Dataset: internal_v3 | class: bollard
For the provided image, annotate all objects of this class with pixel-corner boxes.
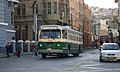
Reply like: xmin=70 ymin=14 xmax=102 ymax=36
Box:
xmin=9 ymin=40 xmax=16 ymax=53
xmin=25 ymin=40 xmax=30 ymax=53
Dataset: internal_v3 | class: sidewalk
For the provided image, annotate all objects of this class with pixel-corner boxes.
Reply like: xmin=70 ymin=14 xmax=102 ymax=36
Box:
xmin=0 ymin=53 xmax=6 ymax=58
xmin=0 ymin=47 xmax=98 ymax=58
xmin=81 ymin=47 xmax=98 ymax=53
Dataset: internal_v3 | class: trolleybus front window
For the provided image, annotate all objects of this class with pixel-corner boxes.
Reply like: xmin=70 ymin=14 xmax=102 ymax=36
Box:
xmin=50 ymin=30 xmax=60 ymax=38
xmin=40 ymin=30 xmax=50 ymax=38
xmin=40 ymin=30 xmax=61 ymax=38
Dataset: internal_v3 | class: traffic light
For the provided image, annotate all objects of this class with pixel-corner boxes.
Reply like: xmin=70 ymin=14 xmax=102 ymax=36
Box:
xmin=36 ymin=3 xmax=38 ymax=14
xmin=33 ymin=2 xmax=38 ymax=14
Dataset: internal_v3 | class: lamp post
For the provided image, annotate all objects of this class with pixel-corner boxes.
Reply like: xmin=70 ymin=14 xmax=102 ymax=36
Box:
xmin=82 ymin=21 xmax=85 ymax=49
xmin=33 ymin=0 xmax=38 ymax=44
xmin=62 ymin=12 xmax=64 ymax=26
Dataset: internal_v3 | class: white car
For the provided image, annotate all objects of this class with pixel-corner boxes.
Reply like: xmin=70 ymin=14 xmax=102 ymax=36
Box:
xmin=99 ymin=43 xmax=120 ymax=62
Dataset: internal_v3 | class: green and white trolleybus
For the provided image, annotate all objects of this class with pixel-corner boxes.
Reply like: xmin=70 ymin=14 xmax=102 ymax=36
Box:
xmin=37 ymin=25 xmax=83 ymax=58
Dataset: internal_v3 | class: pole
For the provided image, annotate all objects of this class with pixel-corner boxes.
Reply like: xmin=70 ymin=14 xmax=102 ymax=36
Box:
xmin=34 ymin=0 xmax=37 ymax=44
xmin=83 ymin=21 xmax=84 ymax=48
xmin=62 ymin=12 xmax=64 ymax=26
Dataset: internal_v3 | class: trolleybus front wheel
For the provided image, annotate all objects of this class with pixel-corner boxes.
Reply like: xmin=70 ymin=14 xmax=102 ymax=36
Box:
xmin=73 ymin=53 xmax=79 ymax=57
xmin=42 ymin=54 xmax=46 ymax=58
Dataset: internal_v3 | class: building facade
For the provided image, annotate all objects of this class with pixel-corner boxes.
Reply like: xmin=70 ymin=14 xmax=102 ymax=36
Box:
xmin=79 ymin=0 xmax=84 ymax=33
xmin=83 ymin=4 xmax=92 ymax=47
xmin=14 ymin=0 xmax=92 ymax=48
xmin=14 ymin=0 xmax=70 ymax=41
xmin=69 ymin=0 xmax=80 ymax=31
xmin=0 ymin=0 xmax=19 ymax=54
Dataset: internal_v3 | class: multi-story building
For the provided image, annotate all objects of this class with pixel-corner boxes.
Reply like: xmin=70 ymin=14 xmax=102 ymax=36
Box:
xmin=14 ymin=0 xmax=42 ymax=41
xmin=0 ymin=0 xmax=19 ymax=54
xmin=14 ymin=0 xmax=70 ymax=41
xmin=83 ymin=4 xmax=92 ymax=47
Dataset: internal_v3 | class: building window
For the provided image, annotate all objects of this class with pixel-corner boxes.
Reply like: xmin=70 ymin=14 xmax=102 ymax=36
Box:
xmin=43 ymin=3 xmax=46 ymax=14
xmin=53 ymin=2 xmax=57 ymax=14
xmin=48 ymin=2 xmax=51 ymax=14
xmin=11 ymin=12 xmax=14 ymax=26
xmin=59 ymin=3 xmax=62 ymax=19
xmin=22 ymin=4 xmax=26 ymax=15
xmin=17 ymin=5 xmax=20 ymax=15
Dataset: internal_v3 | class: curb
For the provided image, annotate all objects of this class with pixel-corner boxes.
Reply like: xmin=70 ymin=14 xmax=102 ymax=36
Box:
xmin=81 ymin=47 xmax=98 ymax=53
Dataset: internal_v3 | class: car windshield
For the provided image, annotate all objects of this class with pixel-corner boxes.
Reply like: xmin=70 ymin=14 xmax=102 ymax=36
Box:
xmin=40 ymin=30 xmax=61 ymax=38
xmin=102 ymin=44 xmax=119 ymax=50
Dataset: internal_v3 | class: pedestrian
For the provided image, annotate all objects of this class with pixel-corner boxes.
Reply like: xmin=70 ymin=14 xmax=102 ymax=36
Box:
xmin=32 ymin=44 xmax=37 ymax=57
xmin=16 ymin=43 xmax=22 ymax=57
xmin=5 ymin=42 xmax=10 ymax=58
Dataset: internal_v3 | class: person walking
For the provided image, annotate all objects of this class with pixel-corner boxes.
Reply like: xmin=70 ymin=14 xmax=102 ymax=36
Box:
xmin=5 ymin=42 xmax=10 ymax=58
xmin=32 ymin=44 xmax=37 ymax=57
xmin=16 ymin=43 xmax=22 ymax=57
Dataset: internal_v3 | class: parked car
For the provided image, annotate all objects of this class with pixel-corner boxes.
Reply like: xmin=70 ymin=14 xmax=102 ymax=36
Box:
xmin=99 ymin=43 xmax=120 ymax=62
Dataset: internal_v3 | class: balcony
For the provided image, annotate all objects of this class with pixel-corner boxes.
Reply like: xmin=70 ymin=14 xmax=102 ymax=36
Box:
xmin=14 ymin=14 xmax=42 ymax=22
xmin=8 ymin=0 xmax=19 ymax=7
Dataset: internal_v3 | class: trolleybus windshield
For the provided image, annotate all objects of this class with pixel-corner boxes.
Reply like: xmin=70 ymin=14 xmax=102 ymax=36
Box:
xmin=40 ymin=30 xmax=61 ymax=38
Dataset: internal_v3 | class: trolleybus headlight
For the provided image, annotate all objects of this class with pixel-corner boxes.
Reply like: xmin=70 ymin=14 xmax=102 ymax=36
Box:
xmin=102 ymin=53 xmax=106 ymax=56
xmin=57 ymin=44 xmax=60 ymax=46
xmin=40 ymin=44 xmax=42 ymax=47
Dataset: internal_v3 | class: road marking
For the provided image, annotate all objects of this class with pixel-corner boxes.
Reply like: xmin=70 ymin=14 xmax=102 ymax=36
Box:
xmin=59 ymin=61 xmax=96 ymax=72
xmin=59 ymin=60 xmax=120 ymax=72
xmin=59 ymin=61 xmax=83 ymax=72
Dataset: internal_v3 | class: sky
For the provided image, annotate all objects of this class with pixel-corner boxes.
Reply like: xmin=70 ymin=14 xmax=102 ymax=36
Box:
xmin=84 ymin=0 xmax=118 ymax=8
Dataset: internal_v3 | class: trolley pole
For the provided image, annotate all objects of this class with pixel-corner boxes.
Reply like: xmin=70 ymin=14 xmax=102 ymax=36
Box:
xmin=33 ymin=0 xmax=38 ymax=44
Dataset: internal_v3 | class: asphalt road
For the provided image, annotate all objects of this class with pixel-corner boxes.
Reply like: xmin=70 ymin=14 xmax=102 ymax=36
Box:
xmin=0 ymin=49 xmax=120 ymax=72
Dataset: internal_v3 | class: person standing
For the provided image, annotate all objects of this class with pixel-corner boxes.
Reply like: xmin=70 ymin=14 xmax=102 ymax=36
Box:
xmin=5 ymin=42 xmax=10 ymax=58
xmin=32 ymin=44 xmax=37 ymax=57
xmin=16 ymin=43 xmax=22 ymax=57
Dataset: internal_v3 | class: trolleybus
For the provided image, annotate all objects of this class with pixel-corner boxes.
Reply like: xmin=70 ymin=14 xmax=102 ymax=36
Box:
xmin=37 ymin=25 xmax=83 ymax=58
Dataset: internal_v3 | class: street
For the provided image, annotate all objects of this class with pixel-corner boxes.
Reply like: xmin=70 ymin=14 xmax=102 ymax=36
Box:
xmin=0 ymin=49 xmax=120 ymax=72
